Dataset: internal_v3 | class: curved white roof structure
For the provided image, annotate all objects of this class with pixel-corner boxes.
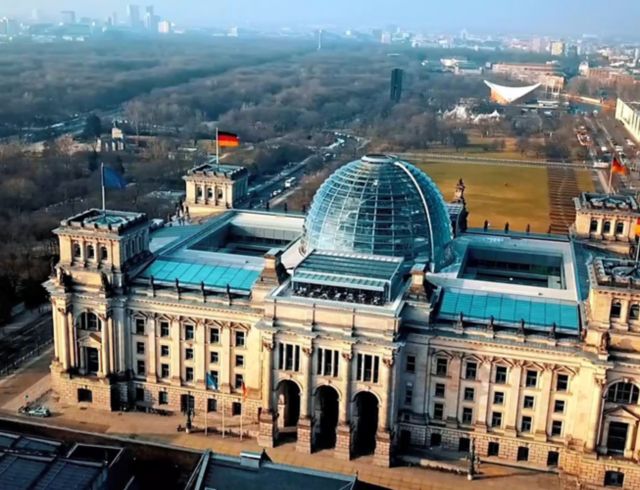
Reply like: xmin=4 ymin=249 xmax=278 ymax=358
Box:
xmin=484 ymin=80 xmax=541 ymax=104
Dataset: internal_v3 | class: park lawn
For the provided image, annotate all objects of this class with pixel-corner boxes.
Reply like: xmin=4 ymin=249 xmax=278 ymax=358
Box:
xmin=419 ymin=163 xmax=594 ymax=234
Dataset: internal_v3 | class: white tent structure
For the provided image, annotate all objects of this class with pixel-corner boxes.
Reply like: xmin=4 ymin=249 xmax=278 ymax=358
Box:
xmin=484 ymin=80 xmax=541 ymax=105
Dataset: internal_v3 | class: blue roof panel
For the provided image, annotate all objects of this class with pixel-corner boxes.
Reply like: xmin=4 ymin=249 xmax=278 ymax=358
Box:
xmin=438 ymin=289 xmax=579 ymax=333
xmin=139 ymin=259 xmax=260 ymax=292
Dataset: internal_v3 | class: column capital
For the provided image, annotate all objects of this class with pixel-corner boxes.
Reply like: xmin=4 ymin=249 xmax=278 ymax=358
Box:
xmin=302 ymin=346 xmax=313 ymax=357
xmin=341 ymin=352 xmax=353 ymax=361
xmin=262 ymin=340 xmax=275 ymax=351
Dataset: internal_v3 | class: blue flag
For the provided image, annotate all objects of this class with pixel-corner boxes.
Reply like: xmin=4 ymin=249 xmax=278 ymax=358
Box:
xmin=206 ymin=372 xmax=218 ymax=391
xmin=103 ymin=166 xmax=127 ymax=189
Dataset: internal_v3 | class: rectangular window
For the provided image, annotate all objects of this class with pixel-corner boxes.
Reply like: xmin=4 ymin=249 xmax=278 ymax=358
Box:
xmin=317 ymin=348 xmax=339 ymax=377
xmin=210 ymin=328 xmax=220 ymax=344
xmin=556 ymin=374 xmax=569 ymax=392
xmin=488 ymin=442 xmax=500 ymax=456
xmin=235 ymin=374 xmax=244 ymax=389
xmin=433 ymin=403 xmax=444 ymax=420
xmin=159 ymin=391 xmax=168 ymax=405
xmin=209 ymin=370 xmax=219 ymax=388
xmin=436 ymin=358 xmax=448 ymax=376
xmin=135 ymin=387 xmax=144 ymax=402
xmin=406 ymin=355 xmax=416 ymax=373
xmin=462 ymin=407 xmax=473 ymax=425
xmin=207 ymin=398 xmax=217 ymax=412
xmin=185 ymin=348 xmax=194 ymax=360
xmin=232 ymin=401 xmax=242 ymax=416
xmin=551 ymin=420 xmax=563 ymax=437
xmin=136 ymin=342 xmax=145 ymax=355
xmin=523 ymin=395 xmax=535 ymax=409
xmin=525 ymin=370 xmax=538 ymax=388
xmin=161 ymin=364 xmax=169 ymax=378
xmin=495 ymin=366 xmax=508 ymax=384
xmin=210 ymin=351 xmax=219 ymax=364
xmin=493 ymin=391 xmax=505 ymax=405
xmin=517 ymin=446 xmax=529 ymax=461
xmin=356 ymin=353 xmax=380 ymax=383
xmin=235 ymin=355 xmax=244 ymax=368
xmin=137 ymin=360 xmax=145 ymax=376
xmin=185 ymin=367 xmax=194 ymax=382
xmin=554 ymin=399 xmax=565 ymax=413
xmin=435 ymin=383 xmax=445 ymax=398
xmin=404 ymin=382 xmax=413 ymax=405
xmin=161 ymin=345 xmax=169 ymax=357
xmin=184 ymin=324 xmax=194 ymax=341
xmin=235 ymin=331 xmax=245 ymax=347
xmin=160 ymin=321 xmax=170 ymax=337
xmin=464 ymin=387 xmax=475 ymax=401
xmin=465 ymin=362 xmax=477 ymax=380
xmin=135 ymin=318 xmax=145 ymax=335
xmin=278 ymin=343 xmax=301 ymax=372
xmin=491 ymin=411 xmax=502 ymax=428
xmin=521 ymin=416 xmax=532 ymax=433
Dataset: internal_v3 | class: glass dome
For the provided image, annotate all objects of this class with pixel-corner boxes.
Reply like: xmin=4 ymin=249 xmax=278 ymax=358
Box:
xmin=301 ymin=154 xmax=453 ymax=269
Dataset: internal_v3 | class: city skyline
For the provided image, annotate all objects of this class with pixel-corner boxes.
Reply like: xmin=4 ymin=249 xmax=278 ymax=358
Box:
xmin=3 ymin=0 xmax=640 ymax=37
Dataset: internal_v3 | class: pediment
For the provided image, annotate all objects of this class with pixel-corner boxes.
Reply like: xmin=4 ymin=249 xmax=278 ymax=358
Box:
xmin=604 ymin=404 xmax=640 ymax=421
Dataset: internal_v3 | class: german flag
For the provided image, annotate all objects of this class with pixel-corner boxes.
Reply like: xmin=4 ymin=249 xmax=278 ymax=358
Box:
xmin=612 ymin=156 xmax=629 ymax=175
xmin=217 ymin=131 xmax=240 ymax=148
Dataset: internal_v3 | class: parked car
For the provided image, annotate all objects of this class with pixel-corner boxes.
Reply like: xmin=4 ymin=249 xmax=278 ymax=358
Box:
xmin=18 ymin=405 xmax=51 ymax=418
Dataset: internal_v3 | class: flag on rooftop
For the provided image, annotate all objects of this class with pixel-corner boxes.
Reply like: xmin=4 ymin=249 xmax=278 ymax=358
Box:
xmin=217 ymin=131 xmax=240 ymax=148
xmin=102 ymin=165 xmax=127 ymax=189
xmin=611 ymin=156 xmax=629 ymax=175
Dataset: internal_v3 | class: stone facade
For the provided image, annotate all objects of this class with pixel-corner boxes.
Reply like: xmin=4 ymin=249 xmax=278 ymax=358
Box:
xmin=46 ymin=181 xmax=640 ymax=488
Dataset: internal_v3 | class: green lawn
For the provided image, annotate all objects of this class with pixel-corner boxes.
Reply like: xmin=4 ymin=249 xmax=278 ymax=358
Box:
xmin=419 ymin=162 xmax=595 ymax=233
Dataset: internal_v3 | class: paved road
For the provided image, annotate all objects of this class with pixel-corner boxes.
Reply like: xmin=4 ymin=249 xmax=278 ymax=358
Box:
xmin=0 ymin=309 xmax=53 ymax=377
xmin=397 ymin=152 xmax=592 ymax=170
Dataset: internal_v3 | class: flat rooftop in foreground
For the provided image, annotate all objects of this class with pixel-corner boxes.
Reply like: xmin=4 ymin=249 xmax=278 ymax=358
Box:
xmin=432 ymin=234 xmax=581 ymax=334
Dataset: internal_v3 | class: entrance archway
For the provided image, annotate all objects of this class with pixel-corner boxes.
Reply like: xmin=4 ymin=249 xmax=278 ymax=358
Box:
xmin=353 ymin=391 xmax=379 ymax=456
xmin=314 ymin=386 xmax=339 ymax=450
xmin=277 ymin=380 xmax=300 ymax=441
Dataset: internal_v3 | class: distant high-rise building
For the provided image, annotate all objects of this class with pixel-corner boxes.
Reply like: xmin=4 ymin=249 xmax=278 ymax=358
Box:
xmin=381 ymin=31 xmax=392 ymax=44
xmin=111 ymin=12 xmax=118 ymax=26
xmin=60 ymin=10 xmax=76 ymax=24
xmin=127 ymin=4 xmax=140 ymax=27
xmin=144 ymin=5 xmax=158 ymax=30
xmin=0 ymin=17 xmax=19 ymax=36
xmin=158 ymin=20 xmax=171 ymax=34
xmin=317 ymin=29 xmax=323 ymax=50
xmin=31 ymin=8 xmax=41 ymax=23
xmin=550 ymin=41 xmax=565 ymax=56
xmin=390 ymin=68 xmax=403 ymax=102
xmin=531 ymin=37 xmax=544 ymax=53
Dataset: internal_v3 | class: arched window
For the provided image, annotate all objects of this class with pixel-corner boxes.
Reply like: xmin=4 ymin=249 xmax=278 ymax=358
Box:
xmin=78 ymin=312 xmax=101 ymax=332
xmin=603 ymin=221 xmax=612 ymax=234
xmin=73 ymin=242 xmax=82 ymax=258
xmin=630 ymin=304 xmax=640 ymax=320
xmin=590 ymin=219 xmax=598 ymax=233
xmin=86 ymin=245 xmax=95 ymax=260
xmin=610 ymin=300 xmax=622 ymax=319
xmin=616 ymin=221 xmax=624 ymax=235
xmin=196 ymin=186 xmax=203 ymax=198
xmin=607 ymin=382 xmax=640 ymax=404
xmin=207 ymin=187 xmax=213 ymax=199
xmin=100 ymin=246 xmax=108 ymax=261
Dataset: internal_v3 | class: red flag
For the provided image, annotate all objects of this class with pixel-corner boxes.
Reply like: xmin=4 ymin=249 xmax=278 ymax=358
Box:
xmin=612 ymin=156 xmax=629 ymax=175
xmin=241 ymin=381 xmax=247 ymax=400
xmin=217 ymin=131 xmax=240 ymax=148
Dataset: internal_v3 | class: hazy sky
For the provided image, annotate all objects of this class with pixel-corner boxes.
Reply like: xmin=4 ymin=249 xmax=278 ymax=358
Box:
xmin=3 ymin=0 xmax=640 ymax=36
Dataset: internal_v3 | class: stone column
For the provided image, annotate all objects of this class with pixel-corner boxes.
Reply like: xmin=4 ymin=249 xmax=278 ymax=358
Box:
xmin=258 ymin=339 xmax=277 ymax=449
xmin=335 ymin=351 xmax=353 ymax=461
xmin=195 ymin=320 xmax=206 ymax=388
xmin=474 ymin=358 xmax=492 ymax=431
xmin=588 ymin=376 xmax=606 ymax=451
xmin=504 ymin=362 xmax=523 ymax=435
xmin=296 ymin=346 xmax=314 ymax=454
xmin=220 ymin=324 xmax=231 ymax=392
xmin=58 ymin=307 xmax=70 ymax=370
xmin=445 ymin=354 xmax=463 ymax=427
xmin=100 ymin=314 xmax=110 ymax=377
xmin=534 ymin=366 xmax=553 ymax=440
xmin=624 ymin=420 xmax=637 ymax=459
xmin=147 ymin=315 xmax=158 ymax=383
xmin=67 ymin=311 xmax=76 ymax=368
xmin=374 ymin=355 xmax=395 ymax=468
xmin=170 ymin=317 xmax=181 ymax=385
xmin=108 ymin=315 xmax=116 ymax=376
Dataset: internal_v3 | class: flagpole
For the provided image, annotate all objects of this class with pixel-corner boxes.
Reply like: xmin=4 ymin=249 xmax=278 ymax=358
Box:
xmin=205 ymin=397 xmax=208 ymax=436
xmin=240 ymin=402 xmax=243 ymax=441
xmin=215 ymin=127 xmax=219 ymax=168
xmin=222 ymin=397 xmax=226 ymax=438
xmin=101 ymin=162 xmax=106 ymax=210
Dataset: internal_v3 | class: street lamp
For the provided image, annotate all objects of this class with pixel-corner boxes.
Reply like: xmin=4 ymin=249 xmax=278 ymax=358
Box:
xmin=467 ymin=437 xmax=477 ymax=481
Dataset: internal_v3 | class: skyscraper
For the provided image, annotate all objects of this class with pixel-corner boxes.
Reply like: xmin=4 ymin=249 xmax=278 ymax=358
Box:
xmin=60 ymin=10 xmax=76 ymax=25
xmin=390 ymin=68 xmax=403 ymax=102
xmin=127 ymin=4 xmax=140 ymax=28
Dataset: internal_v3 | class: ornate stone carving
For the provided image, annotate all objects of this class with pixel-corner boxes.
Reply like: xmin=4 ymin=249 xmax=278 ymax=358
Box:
xmin=382 ymin=356 xmax=395 ymax=368
xmin=302 ymin=347 xmax=314 ymax=357
xmin=262 ymin=340 xmax=274 ymax=351
xmin=341 ymin=352 xmax=353 ymax=362
xmin=599 ymin=331 xmax=610 ymax=354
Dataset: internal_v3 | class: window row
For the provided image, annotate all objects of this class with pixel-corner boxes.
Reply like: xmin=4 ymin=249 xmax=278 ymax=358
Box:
xmin=610 ymin=300 xmax=640 ymax=322
xmin=589 ymin=219 xmax=626 ymax=236
xmin=434 ymin=358 xmax=570 ymax=391
xmin=132 ymin=320 xmax=245 ymax=347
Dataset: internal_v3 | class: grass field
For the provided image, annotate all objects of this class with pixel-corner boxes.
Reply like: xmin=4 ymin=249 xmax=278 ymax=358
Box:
xmin=419 ymin=162 xmax=595 ymax=233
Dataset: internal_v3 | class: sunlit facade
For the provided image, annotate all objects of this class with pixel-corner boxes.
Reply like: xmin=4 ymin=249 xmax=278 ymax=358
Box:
xmin=46 ymin=155 xmax=640 ymax=488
